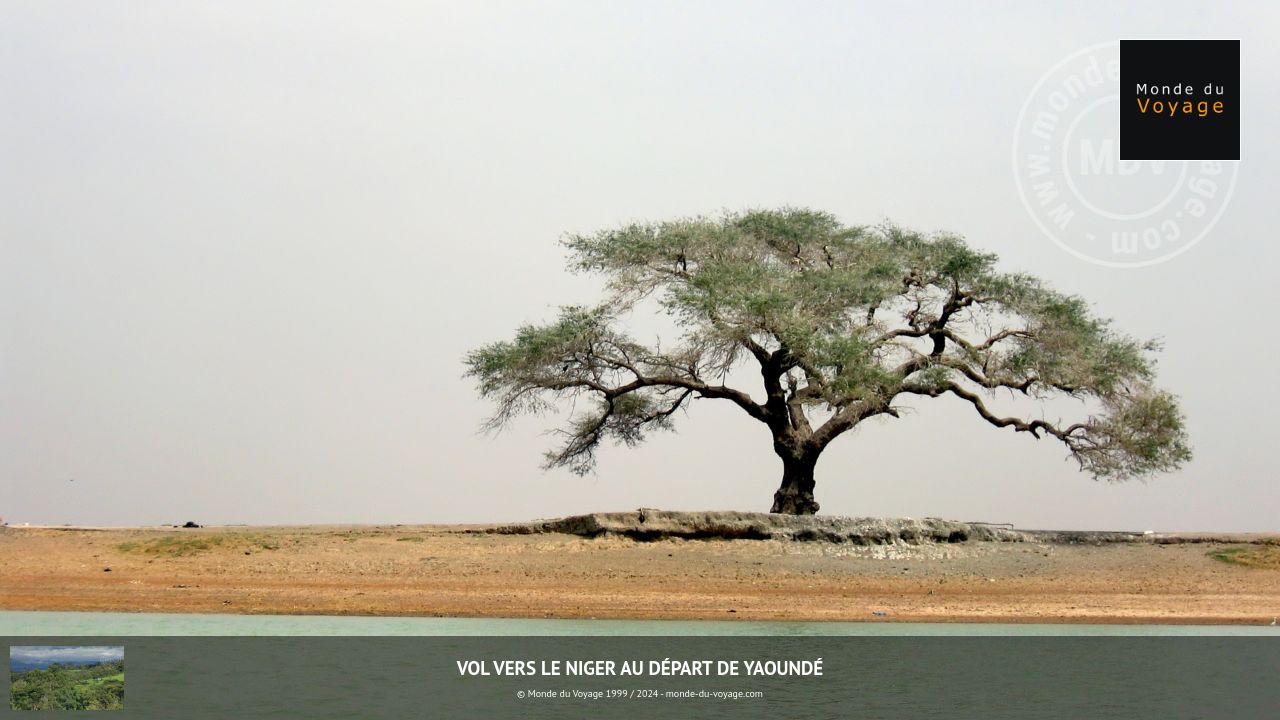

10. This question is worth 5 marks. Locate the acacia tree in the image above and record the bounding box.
[465,209,1190,515]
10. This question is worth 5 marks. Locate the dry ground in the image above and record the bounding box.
[1,524,1278,624]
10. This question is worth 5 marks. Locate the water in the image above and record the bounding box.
[1,610,1274,636]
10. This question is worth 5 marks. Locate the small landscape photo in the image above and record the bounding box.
[9,646,124,711]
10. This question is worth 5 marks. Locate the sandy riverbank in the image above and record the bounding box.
[1,523,1277,624]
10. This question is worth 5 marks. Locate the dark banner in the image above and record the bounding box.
[3,636,1278,719]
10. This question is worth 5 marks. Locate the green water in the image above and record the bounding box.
[1,610,1274,635]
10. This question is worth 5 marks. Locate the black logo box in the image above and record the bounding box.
[1120,40,1239,160]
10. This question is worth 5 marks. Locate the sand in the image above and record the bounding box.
[1,524,1278,624]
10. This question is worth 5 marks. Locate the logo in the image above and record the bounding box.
[1013,42,1238,267]
[1120,40,1239,160]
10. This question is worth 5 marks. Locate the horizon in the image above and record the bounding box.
[2,514,1276,535]
[9,646,124,672]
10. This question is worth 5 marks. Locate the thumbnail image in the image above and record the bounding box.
[9,646,124,711]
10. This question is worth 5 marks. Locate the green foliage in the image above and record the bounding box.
[1072,387,1191,480]
[10,661,124,711]
[115,534,283,557]
[116,535,225,557]
[1207,545,1280,569]
[466,208,1191,486]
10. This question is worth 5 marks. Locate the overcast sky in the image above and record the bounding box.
[10,645,123,669]
[3,1,1277,530]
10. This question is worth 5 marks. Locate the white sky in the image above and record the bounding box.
[3,1,1277,530]
[10,646,124,665]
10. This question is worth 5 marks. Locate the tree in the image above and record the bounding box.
[465,208,1190,515]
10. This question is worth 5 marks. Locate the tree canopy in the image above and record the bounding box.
[465,208,1190,514]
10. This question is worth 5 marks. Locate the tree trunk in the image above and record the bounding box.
[770,453,820,515]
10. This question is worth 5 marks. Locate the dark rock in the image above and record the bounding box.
[182,521,201,528]
[484,510,1030,544]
